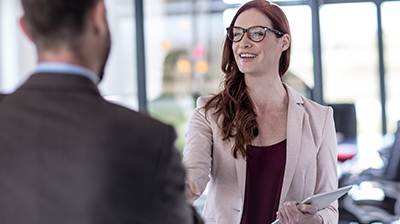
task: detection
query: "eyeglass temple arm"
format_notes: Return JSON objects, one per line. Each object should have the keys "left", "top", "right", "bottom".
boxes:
{"left": 267, "top": 27, "right": 284, "bottom": 35}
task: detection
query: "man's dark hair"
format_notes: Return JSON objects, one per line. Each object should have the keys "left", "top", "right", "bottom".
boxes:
{"left": 21, "top": 0, "right": 99, "bottom": 50}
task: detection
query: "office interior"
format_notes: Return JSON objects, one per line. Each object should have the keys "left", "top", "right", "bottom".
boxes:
{"left": 1, "top": 0, "right": 400, "bottom": 223}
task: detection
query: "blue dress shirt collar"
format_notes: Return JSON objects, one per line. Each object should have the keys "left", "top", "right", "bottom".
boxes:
{"left": 34, "top": 62, "right": 100, "bottom": 85}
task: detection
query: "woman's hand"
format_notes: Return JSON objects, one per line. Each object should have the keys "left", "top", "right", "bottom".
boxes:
{"left": 185, "top": 178, "right": 200, "bottom": 205}
{"left": 277, "top": 201, "right": 323, "bottom": 224}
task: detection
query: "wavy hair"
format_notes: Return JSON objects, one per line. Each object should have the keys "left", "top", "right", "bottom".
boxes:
{"left": 203, "top": 0, "right": 291, "bottom": 159}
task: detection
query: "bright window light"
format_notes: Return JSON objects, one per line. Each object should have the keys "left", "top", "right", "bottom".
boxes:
{"left": 223, "top": 0, "right": 249, "bottom": 4}
{"left": 223, "top": 8, "right": 238, "bottom": 29}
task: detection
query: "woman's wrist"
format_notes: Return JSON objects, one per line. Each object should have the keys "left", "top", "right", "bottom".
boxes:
{"left": 313, "top": 214, "right": 323, "bottom": 224}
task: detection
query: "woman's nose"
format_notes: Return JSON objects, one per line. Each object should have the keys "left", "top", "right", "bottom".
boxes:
{"left": 239, "top": 34, "right": 253, "bottom": 48}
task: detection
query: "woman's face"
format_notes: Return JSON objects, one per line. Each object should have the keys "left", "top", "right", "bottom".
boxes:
{"left": 232, "top": 8, "right": 289, "bottom": 77}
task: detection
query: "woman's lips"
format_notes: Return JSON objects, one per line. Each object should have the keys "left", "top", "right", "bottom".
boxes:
{"left": 239, "top": 53, "right": 258, "bottom": 58}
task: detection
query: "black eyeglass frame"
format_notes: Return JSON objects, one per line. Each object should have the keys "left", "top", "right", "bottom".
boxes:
{"left": 226, "top": 25, "right": 284, "bottom": 43}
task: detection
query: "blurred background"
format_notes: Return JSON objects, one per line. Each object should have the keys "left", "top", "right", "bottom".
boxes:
{"left": 1, "top": 0, "right": 400, "bottom": 223}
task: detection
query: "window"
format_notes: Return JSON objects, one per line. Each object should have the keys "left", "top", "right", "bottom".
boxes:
{"left": 281, "top": 5, "right": 313, "bottom": 95}
{"left": 0, "top": 0, "right": 33, "bottom": 93}
{"left": 100, "top": 0, "right": 138, "bottom": 110}
{"left": 382, "top": 1, "right": 400, "bottom": 134}
{"left": 320, "top": 3, "right": 381, "bottom": 144}
{"left": 147, "top": 0, "right": 226, "bottom": 151}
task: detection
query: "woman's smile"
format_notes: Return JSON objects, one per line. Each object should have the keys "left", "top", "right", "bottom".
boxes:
{"left": 239, "top": 52, "right": 258, "bottom": 59}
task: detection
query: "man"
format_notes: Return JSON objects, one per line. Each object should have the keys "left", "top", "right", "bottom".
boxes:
{"left": 0, "top": 1, "right": 202, "bottom": 223}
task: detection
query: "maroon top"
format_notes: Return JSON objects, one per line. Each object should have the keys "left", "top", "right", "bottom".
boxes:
{"left": 240, "top": 139, "right": 287, "bottom": 224}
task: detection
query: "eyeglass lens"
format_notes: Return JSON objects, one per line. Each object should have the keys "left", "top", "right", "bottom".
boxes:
{"left": 228, "top": 27, "right": 266, "bottom": 42}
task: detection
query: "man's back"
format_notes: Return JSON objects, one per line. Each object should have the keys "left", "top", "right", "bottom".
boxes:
{"left": 0, "top": 73, "right": 192, "bottom": 224}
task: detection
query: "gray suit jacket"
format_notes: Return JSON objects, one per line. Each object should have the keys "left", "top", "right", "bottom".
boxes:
{"left": 0, "top": 94, "right": 5, "bottom": 102}
{"left": 0, "top": 73, "right": 202, "bottom": 224}
{"left": 183, "top": 83, "right": 338, "bottom": 224}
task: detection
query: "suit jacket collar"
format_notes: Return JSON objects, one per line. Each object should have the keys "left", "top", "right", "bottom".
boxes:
{"left": 18, "top": 73, "right": 101, "bottom": 96}
{"left": 234, "top": 82, "right": 306, "bottom": 205}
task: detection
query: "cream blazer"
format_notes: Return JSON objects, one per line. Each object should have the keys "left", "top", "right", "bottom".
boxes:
{"left": 182, "top": 83, "right": 338, "bottom": 224}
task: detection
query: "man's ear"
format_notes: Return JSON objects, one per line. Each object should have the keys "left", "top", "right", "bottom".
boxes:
{"left": 90, "top": 0, "right": 107, "bottom": 36}
{"left": 281, "top": 34, "right": 290, "bottom": 52}
{"left": 19, "top": 16, "right": 34, "bottom": 42}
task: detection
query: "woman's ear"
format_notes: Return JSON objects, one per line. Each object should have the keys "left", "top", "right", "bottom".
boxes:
{"left": 281, "top": 33, "right": 290, "bottom": 51}
{"left": 19, "top": 16, "right": 34, "bottom": 42}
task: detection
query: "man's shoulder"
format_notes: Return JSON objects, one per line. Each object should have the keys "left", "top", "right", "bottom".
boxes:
{"left": 0, "top": 94, "right": 5, "bottom": 102}
{"left": 102, "top": 100, "right": 173, "bottom": 132}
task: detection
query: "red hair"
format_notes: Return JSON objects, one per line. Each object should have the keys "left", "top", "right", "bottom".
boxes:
{"left": 203, "top": 0, "right": 291, "bottom": 158}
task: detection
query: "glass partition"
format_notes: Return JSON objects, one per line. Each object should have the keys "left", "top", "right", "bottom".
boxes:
{"left": 382, "top": 1, "right": 400, "bottom": 134}
{"left": 281, "top": 5, "right": 313, "bottom": 95}
{"left": 320, "top": 2, "right": 381, "bottom": 148}
{"left": 147, "top": 0, "right": 225, "bottom": 151}
{"left": 100, "top": 0, "right": 138, "bottom": 110}
{"left": 0, "top": 0, "right": 32, "bottom": 93}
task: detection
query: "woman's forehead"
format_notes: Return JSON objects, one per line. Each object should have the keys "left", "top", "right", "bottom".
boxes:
{"left": 234, "top": 9, "right": 273, "bottom": 28}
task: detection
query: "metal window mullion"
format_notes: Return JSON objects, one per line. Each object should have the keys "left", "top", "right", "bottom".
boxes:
{"left": 376, "top": 2, "right": 387, "bottom": 135}
{"left": 310, "top": 0, "right": 324, "bottom": 105}
{"left": 135, "top": 0, "right": 148, "bottom": 114}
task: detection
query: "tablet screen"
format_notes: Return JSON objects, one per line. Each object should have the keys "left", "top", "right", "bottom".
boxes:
{"left": 301, "top": 185, "right": 352, "bottom": 210}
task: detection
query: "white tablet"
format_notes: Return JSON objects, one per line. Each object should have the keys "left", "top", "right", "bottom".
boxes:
{"left": 271, "top": 185, "right": 352, "bottom": 224}
{"left": 300, "top": 185, "right": 352, "bottom": 209}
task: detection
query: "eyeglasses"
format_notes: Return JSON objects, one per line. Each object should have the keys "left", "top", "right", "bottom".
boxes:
{"left": 226, "top": 26, "right": 284, "bottom": 43}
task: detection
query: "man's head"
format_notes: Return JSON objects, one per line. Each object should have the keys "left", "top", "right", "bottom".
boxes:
{"left": 21, "top": 0, "right": 97, "bottom": 51}
{"left": 20, "top": 0, "right": 111, "bottom": 79}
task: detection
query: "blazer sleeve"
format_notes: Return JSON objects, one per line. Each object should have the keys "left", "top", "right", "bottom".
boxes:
{"left": 316, "top": 107, "right": 339, "bottom": 224}
{"left": 153, "top": 124, "right": 203, "bottom": 224}
{"left": 182, "top": 97, "right": 213, "bottom": 196}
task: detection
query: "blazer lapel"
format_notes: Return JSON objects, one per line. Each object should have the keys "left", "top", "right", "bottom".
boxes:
{"left": 279, "top": 83, "right": 305, "bottom": 206}
{"left": 234, "top": 144, "right": 246, "bottom": 201}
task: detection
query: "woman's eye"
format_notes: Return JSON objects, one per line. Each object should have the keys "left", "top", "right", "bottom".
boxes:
{"left": 252, "top": 30, "right": 263, "bottom": 36}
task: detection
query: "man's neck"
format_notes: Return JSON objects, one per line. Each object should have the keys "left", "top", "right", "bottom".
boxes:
{"left": 38, "top": 47, "right": 95, "bottom": 75}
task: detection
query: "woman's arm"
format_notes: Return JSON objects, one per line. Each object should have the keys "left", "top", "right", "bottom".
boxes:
{"left": 182, "top": 97, "right": 214, "bottom": 200}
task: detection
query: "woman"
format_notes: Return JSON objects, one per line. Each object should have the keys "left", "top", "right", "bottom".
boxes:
{"left": 182, "top": 0, "right": 338, "bottom": 223}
